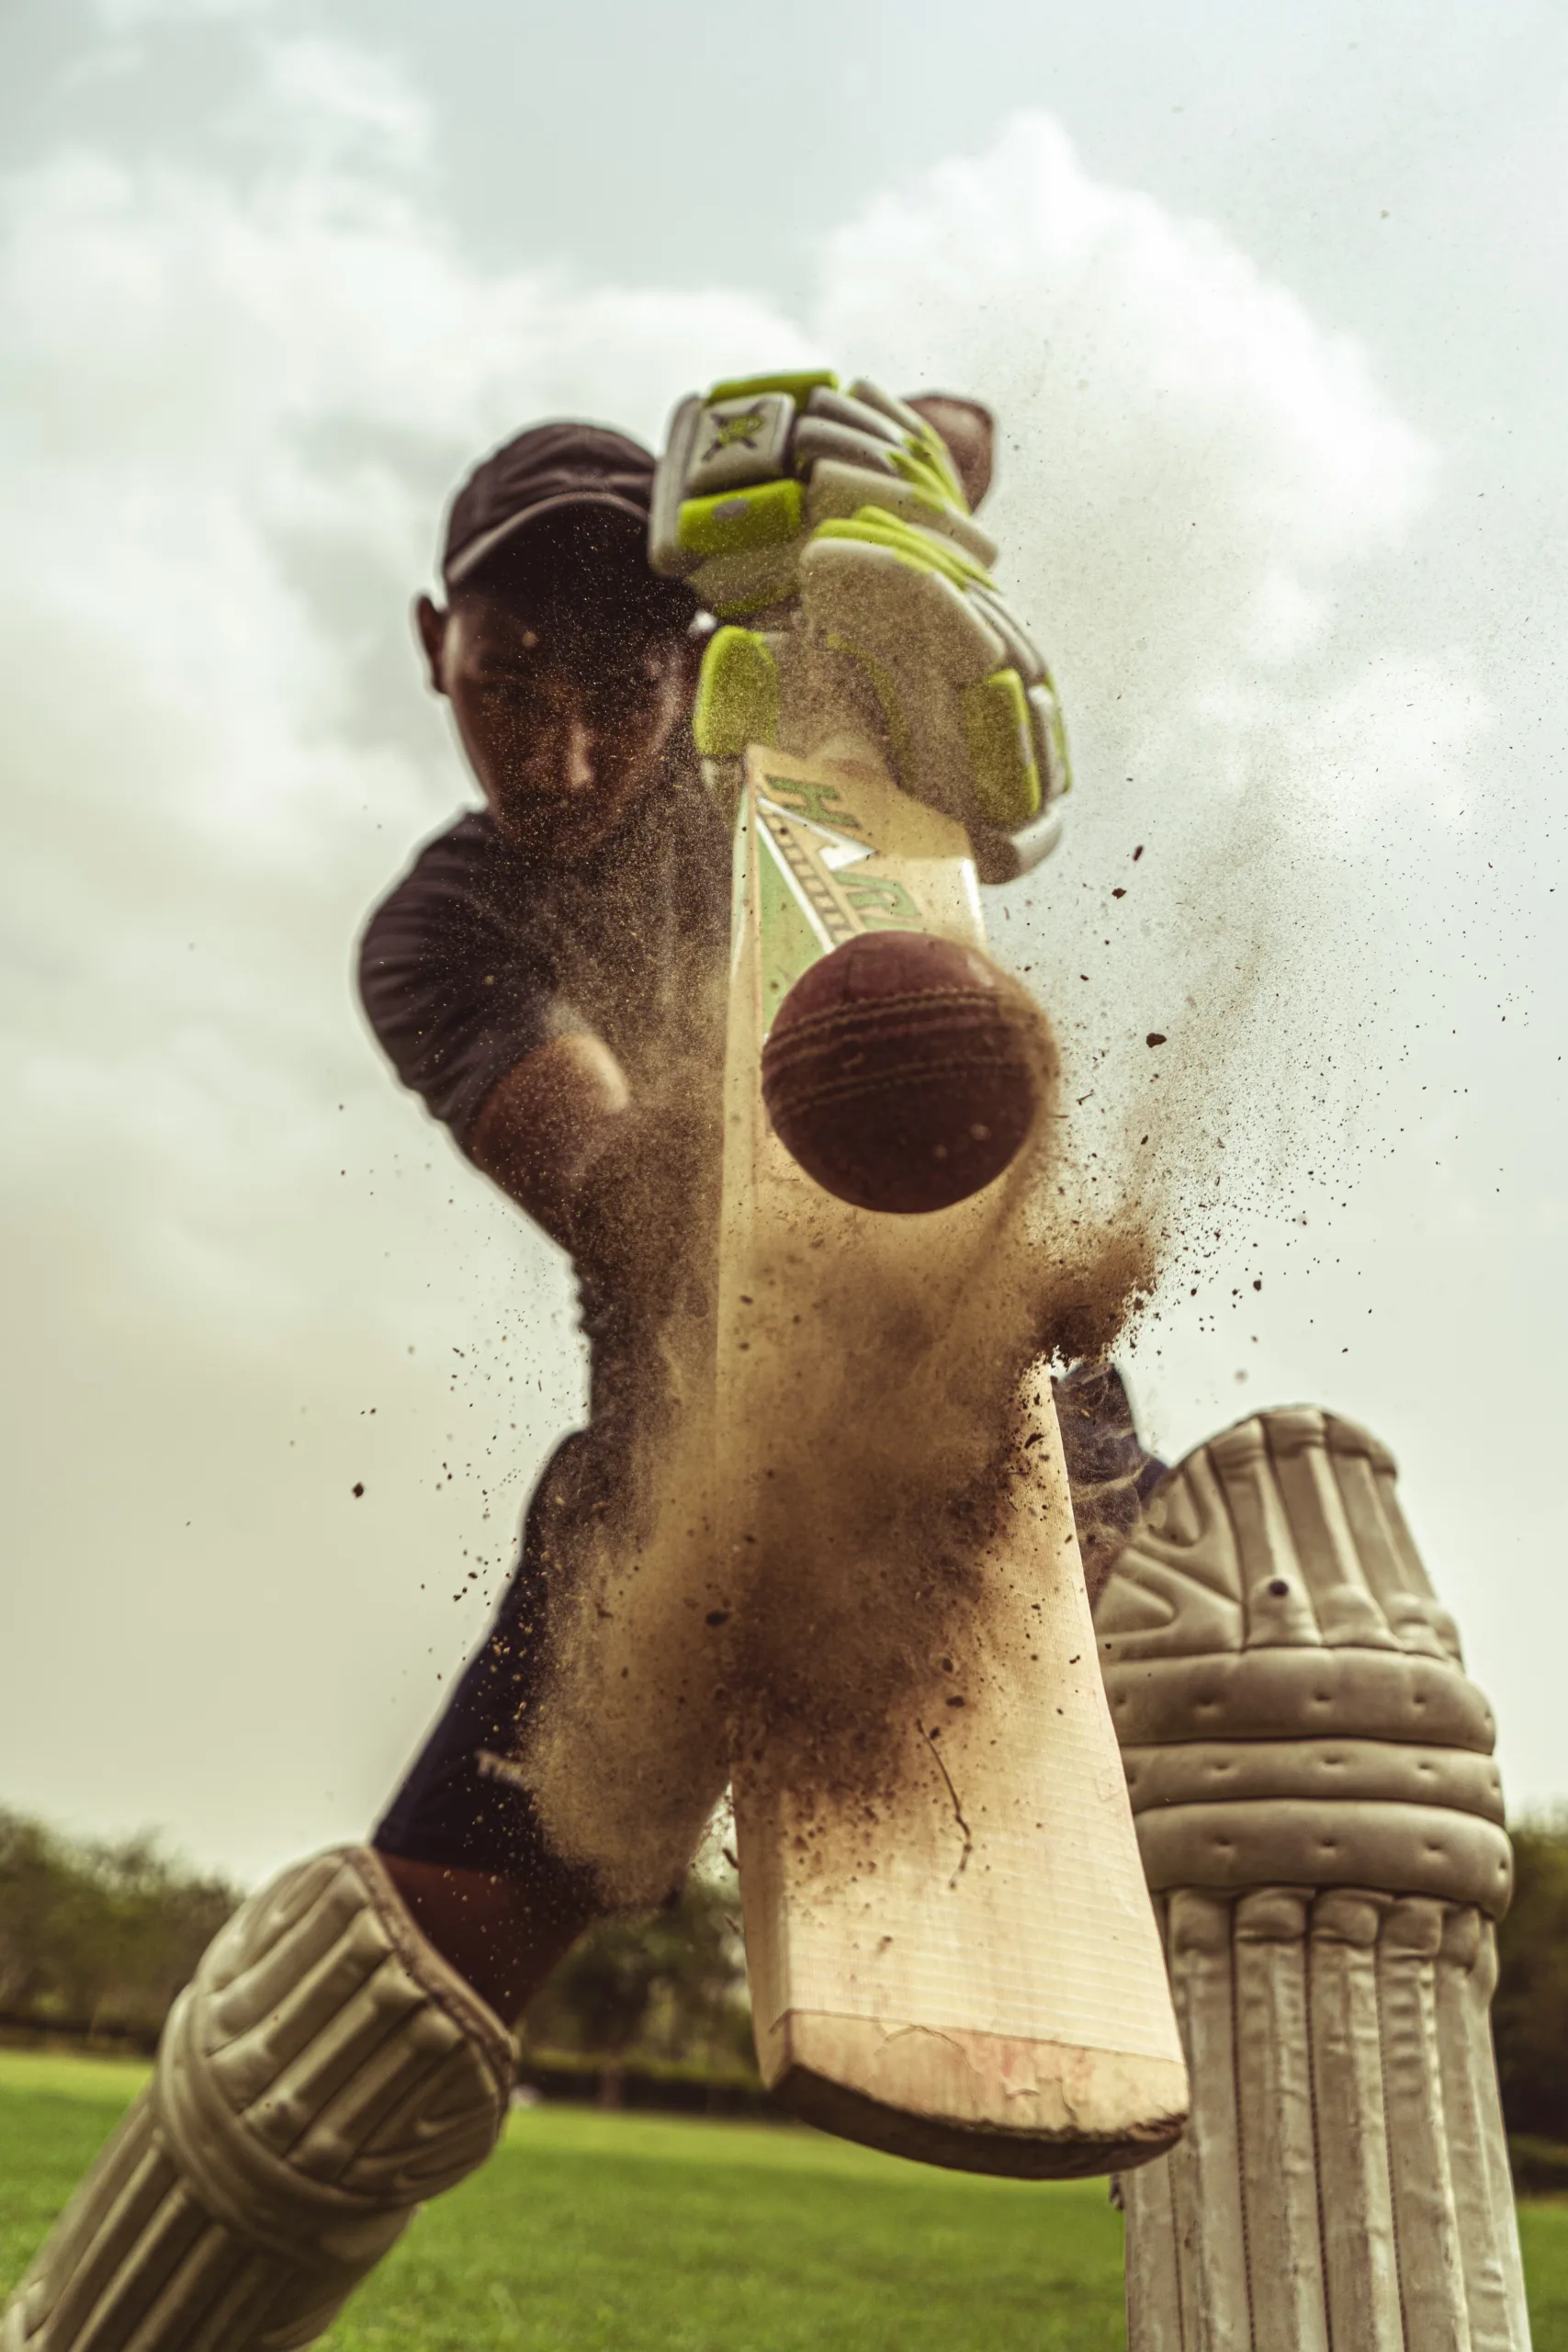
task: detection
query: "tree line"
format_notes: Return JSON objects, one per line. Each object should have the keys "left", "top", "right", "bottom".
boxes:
{"left": 0, "top": 1806, "right": 754, "bottom": 2083}
{"left": 3, "top": 1804, "right": 1565, "bottom": 2140}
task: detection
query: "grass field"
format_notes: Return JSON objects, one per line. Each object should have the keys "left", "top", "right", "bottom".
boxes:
{"left": 3, "top": 2049, "right": 1566, "bottom": 2350}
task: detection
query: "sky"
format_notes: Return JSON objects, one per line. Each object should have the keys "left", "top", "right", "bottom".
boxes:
{"left": 1, "top": 0, "right": 1565, "bottom": 1884}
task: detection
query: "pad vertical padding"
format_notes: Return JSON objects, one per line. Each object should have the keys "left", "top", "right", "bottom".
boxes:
{"left": 2, "top": 1849, "right": 513, "bottom": 2352}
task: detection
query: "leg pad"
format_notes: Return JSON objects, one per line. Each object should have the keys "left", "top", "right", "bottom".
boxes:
{"left": 3, "top": 1848, "right": 514, "bottom": 2352}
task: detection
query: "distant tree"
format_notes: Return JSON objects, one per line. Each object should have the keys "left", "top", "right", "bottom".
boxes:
{"left": 6, "top": 1797, "right": 1561, "bottom": 2132}
{"left": 1494, "top": 1814, "right": 1568, "bottom": 2143}
{"left": 0, "top": 1807, "right": 240, "bottom": 2036}
{"left": 523, "top": 1871, "right": 753, "bottom": 2079}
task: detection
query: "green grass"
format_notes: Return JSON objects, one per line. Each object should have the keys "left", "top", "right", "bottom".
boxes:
{"left": 1521, "top": 2202, "right": 1568, "bottom": 2348}
{"left": 3, "top": 2049, "right": 1567, "bottom": 2350}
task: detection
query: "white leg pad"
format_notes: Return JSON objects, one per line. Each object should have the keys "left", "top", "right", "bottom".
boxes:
{"left": 3, "top": 1848, "right": 514, "bottom": 2352}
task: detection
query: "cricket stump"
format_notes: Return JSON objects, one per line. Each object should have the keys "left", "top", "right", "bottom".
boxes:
{"left": 1095, "top": 1407, "right": 1531, "bottom": 2351}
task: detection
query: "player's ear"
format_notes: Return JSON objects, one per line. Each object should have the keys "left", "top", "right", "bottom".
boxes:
{"left": 414, "top": 594, "right": 450, "bottom": 696}
{"left": 905, "top": 395, "right": 995, "bottom": 511}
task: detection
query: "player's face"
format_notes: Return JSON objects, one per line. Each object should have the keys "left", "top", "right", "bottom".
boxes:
{"left": 422, "top": 593, "right": 692, "bottom": 862}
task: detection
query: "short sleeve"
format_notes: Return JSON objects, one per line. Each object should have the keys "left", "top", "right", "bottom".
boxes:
{"left": 357, "top": 816, "right": 587, "bottom": 1148}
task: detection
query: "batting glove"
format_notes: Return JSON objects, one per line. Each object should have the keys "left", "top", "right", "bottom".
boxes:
{"left": 649, "top": 371, "right": 1070, "bottom": 880}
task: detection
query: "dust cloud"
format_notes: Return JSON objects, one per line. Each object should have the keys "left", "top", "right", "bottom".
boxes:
{"left": 520, "top": 982, "right": 1160, "bottom": 1909}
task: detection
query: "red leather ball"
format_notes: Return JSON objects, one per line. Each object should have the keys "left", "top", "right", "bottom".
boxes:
{"left": 760, "top": 931, "right": 1043, "bottom": 1215}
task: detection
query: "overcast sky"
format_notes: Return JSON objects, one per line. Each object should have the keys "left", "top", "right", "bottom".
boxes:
{"left": 2, "top": 0, "right": 1564, "bottom": 1884}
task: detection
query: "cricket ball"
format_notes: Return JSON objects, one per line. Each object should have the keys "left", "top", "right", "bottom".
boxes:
{"left": 760, "top": 931, "right": 1045, "bottom": 1215}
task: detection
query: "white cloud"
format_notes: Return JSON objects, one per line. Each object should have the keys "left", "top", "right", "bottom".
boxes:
{"left": 0, "top": 22, "right": 813, "bottom": 1876}
{"left": 813, "top": 113, "right": 1488, "bottom": 1298}
{"left": 819, "top": 113, "right": 1448, "bottom": 820}
{"left": 92, "top": 0, "right": 275, "bottom": 26}
{"left": 245, "top": 36, "right": 434, "bottom": 176}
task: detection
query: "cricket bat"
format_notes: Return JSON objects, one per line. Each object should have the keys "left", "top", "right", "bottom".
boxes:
{"left": 718, "top": 729, "right": 1189, "bottom": 2177}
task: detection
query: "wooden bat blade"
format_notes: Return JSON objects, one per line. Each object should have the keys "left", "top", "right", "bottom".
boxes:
{"left": 720, "top": 739, "right": 1187, "bottom": 2177}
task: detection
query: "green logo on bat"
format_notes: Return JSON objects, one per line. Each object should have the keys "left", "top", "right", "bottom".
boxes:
{"left": 761, "top": 775, "right": 869, "bottom": 835}
{"left": 841, "top": 876, "right": 921, "bottom": 927}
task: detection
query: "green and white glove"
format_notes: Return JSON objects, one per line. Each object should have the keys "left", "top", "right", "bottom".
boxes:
{"left": 648, "top": 371, "right": 1070, "bottom": 881}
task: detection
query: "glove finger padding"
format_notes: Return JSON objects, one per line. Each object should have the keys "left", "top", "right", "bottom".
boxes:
{"left": 649, "top": 371, "right": 994, "bottom": 607}
{"left": 799, "top": 519, "right": 1050, "bottom": 834}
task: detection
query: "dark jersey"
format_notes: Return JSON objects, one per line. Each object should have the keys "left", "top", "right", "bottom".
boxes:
{"left": 358, "top": 748, "right": 731, "bottom": 1403}
{"left": 359, "top": 752, "right": 730, "bottom": 1145}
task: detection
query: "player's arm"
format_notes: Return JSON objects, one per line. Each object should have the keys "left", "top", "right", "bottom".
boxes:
{"left": 467, "top": 1031, "right": 631, "bottom": 1249}
{"left": 358, "top": 834, "right": 643, "bottom": 1253}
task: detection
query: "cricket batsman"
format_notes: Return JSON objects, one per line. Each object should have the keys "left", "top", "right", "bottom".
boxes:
{"left": 4, "top": 383, "right": 1152, "bottom": 2348}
